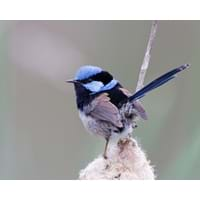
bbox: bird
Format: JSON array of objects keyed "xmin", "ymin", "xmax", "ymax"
[{"xmin": 67, "ymin": 64, "xmax": 189, "ymax": 159}]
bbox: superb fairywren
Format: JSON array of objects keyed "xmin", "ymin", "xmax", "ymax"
[{"xmin": 67, "ymin": 64, "xmax": 189, "ymax": 158}]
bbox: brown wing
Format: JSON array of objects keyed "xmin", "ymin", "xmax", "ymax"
[
  {"xmin": 133, "ymin": 101, "xmax": 148, "ymax": 120},
  {"xmin": 84, "ymin": 93, "xmax": 123, "ymax": 128},
  {"xmin": 119, "ymin": 87, "xmax": 147, "ymax": 120}
]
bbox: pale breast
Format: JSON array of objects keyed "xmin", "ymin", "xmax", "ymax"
[
  {"xmin": 79, "ymin": 111, "xmax": 133, "ymax": 140},
  {"xmin": 79, "ymin": 111, "xmax": 111, "ymax": 138}
]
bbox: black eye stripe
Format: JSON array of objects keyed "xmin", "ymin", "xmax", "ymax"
[
  {"xmin": 78, "ymin": 71, "xmax": 113, "ymax": 85},
  {"xmin": 91, "ymin": 71, "xmax": 113, "ymax": 84},
  {"xmin": 80, "ymin": 78, "xmax": 93, "ymax": 84}
]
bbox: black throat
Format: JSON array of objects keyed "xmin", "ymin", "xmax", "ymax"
[{"xmin": 74, "ymin": 83, "xmax": 92, "ymax": 110}]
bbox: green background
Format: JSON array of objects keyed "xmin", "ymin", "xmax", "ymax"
[{"xmin": 0, "ymin": 21, "xmax": 199, "ymax": 179}]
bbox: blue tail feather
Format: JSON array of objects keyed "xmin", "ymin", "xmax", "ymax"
[{"xmin": 129, "ymin": 64, "xmax": 190, "ymax": 102}]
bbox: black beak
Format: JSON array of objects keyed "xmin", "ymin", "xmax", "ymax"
[{"xmin": 66, "ymin": 79, "xmax": 81, "ymax": 84}]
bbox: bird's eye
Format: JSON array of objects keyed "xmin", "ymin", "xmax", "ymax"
[{"xmin": 81, "ymin": 78, "xmax": 93, "ymax": 84}]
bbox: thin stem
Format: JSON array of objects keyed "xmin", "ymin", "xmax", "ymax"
[{"xmin": 135, "ymin": 21, "xmax": 158, "ymax": 92}]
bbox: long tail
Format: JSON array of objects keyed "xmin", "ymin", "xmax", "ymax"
[{"xmin": 129, "ymin": 64, "xmax": 190, "ymax": 102}]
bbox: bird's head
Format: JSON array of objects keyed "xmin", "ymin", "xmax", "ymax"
[{"xmin": 67, "ymin": 65, "xmax": 118, "ymax": 94}]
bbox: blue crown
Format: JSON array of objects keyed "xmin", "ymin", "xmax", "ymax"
[{"xmin": 75, "ymin": 65, "xmax": 102, "ymax": 80}]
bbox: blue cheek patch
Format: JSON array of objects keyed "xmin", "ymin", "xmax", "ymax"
[
  {"xmin": 84, "ymin": 81, "xmax": 104, "ymax": 93},
  {"xmin": 84, "ymin": 79, "xmax": 118, "ymax": 94},
  {"xmin": 101, "ymin": 79, "xmax": 118, "ymax": 91}
]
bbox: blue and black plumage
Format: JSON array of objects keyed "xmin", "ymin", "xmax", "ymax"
[{"xmin": 67, "ymin": 64, "xmax": 189, "ymax": 158}]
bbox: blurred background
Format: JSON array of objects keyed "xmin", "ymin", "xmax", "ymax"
[{"xmin": 0, "ymin": 21, "xmax": 199, "ymax": 179}]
